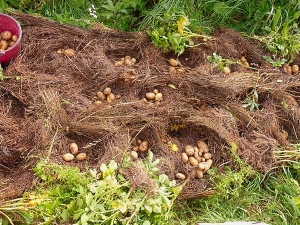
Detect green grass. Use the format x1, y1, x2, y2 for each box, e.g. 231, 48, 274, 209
173, 168, 300, 225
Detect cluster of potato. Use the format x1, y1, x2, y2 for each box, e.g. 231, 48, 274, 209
94, 87, 119, 106
57, 48, 76, 57
240, 56, 249, 68
168, 58, 184, 73
63, 143, 87, 162
143, 89, 163, 103
130, 139, 149, 160
114, 56, 136, 67
176, 140, 213, 180
283, 63, 299, 75
0, 30, 18, 51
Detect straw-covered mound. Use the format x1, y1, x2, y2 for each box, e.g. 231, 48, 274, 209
1, 12, 300, 200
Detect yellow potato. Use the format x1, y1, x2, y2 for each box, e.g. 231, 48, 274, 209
176, 172, 186, 180
76, 153, 87, 161
181, 152, 189, 163
185, 145, 194, 156
63, 153, 74, 162
69, 142, 79, 155
138, 140, 149, 152
188, 156, 198, 166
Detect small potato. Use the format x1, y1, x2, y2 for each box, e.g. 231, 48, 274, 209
136, 139, 142, 145
185, 145, 195, 156
203, 152, 212, 160
292, 65, 299, 74
240, 56, 247, 63
197, 140, 209, 153
97, 91, 106, 100
168, 66, 176, 73
203, 159, 213, 174
169, 58, 178, 67
0, 40, 8, 50
64, 48, 75, 57
130, 58, 136, 65
181, 152, 189, 163
76, 152, 87, 161
63, 153, 74, 162
130, 150, 138, 159
107, 92, 116, 103
11, 34, 18, 42
139, 140, 149, 152
196, 169, 204, 179
124, 56, 132, 66
176, 172, 186, 180
94, 100, 103, 106
154, 93, 163, 102
69, 143, 79, 155
1, 31, 12, 40
287, 66, 292, 75
103, 87, 112, 95
176, 68, 184, 73
114, 61, 123, 66
8, 41, 15, 47
188, 156, 198, 166
145, 92, 156, 100
153, 89, 159, 95
223, 66, 231, 75
198, 162, 207, 170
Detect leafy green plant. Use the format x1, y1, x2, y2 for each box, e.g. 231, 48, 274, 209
262, 55, 287, 67
242, 87, 260, 111
147, 12, 211, 55
207, 52, 235, 70
20, 152, 180, 224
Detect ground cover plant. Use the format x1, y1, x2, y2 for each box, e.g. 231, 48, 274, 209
0, 1, 300, 225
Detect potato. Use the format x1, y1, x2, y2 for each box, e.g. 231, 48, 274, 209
292, 65, 299, 74
197, 140, 209, 153
176, 172, 186, 180
136, 139, 142, 145
0, 40, 8, 50
185, 145, 194, 156
63, 153, 74, 162
223, 66, 231, 75
138, 140, 149, 152
103, 87, 111, 95
11, 34, 18, 42
94, 100, 103, 106
188, 156, 198, 166
124, 56, 132, 66
168, 66, 176, 73
181, 152, 189, 163
97, 91, 106, 100
107, 92, 116, 103
198, 162, 207, 170
64, 48, 75, 57
196, 169, 204, 179
169, 58, 178, 67
240, 56, 247, 63
8, 41, 15, 47
130, 58, 136, 65
69, 143, 79, 155
130, 150, 138, 159
76, 153, 87, 161
176, 68, 184, 73
287, 66, 292, 75
203, 152, 212, 160
145, 92, 155, 100
155, 93, 163, 102
203, 159, 213, 173
1, 31, 12, 41
153, 89, 159, 95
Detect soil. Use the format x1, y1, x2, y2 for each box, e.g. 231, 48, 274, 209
1, 12, 300, 200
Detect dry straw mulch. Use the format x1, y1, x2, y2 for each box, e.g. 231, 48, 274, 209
1, 12, 300, 199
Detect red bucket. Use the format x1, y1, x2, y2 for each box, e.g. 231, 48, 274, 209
0, 14, 22, 67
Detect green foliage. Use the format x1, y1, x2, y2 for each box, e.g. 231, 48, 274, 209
242, 88, 260, 111
207, 52, 235, 70
147, 12, 210, 55
263, 55, 287, 67
94, 0, 146, 31
21, 152, 179, 224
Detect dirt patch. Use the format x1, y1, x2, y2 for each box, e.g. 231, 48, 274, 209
0, 12, 300, 200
